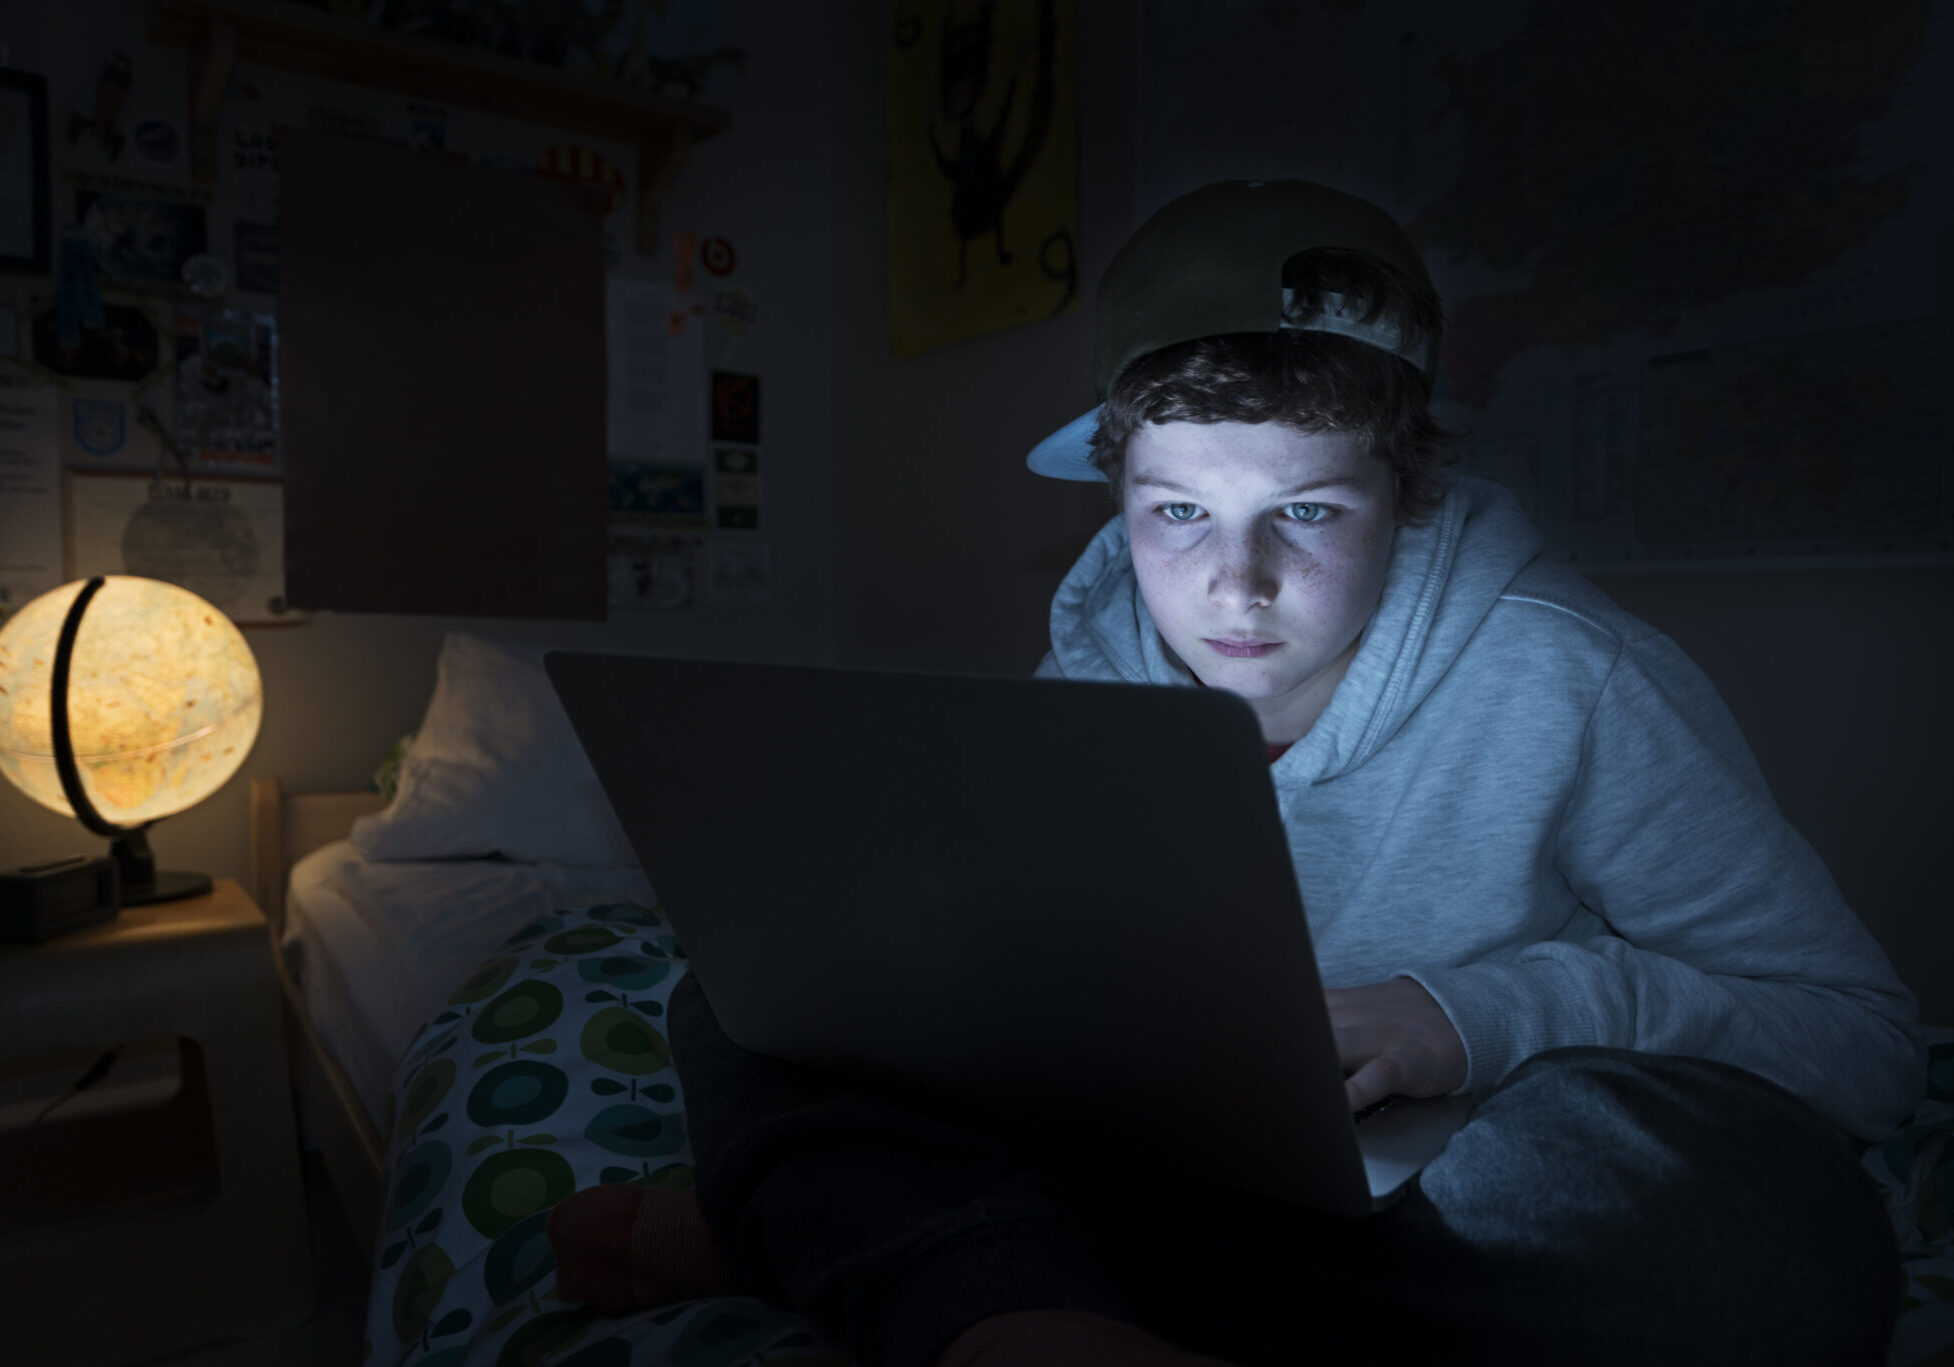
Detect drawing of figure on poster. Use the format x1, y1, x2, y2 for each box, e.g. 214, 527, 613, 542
886, 0, 1078, 358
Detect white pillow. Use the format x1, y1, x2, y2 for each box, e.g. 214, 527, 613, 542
350, 632, 637, 867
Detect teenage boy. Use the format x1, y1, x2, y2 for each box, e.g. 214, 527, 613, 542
551, 180, 1922, 1367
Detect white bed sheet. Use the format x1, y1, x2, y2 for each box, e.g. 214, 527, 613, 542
280, 839, 655, 1128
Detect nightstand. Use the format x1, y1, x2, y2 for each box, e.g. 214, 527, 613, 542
0, 878, 315, 1366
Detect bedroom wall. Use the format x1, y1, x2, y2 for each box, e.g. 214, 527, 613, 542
4, 3, 1947, 1025
0, 0, 856, 883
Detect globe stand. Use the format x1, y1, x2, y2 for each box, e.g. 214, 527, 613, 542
49, 577, 218, 913
110, 828, 214, 907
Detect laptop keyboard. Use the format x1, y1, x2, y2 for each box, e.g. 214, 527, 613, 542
1354, 1095, 1398, 1124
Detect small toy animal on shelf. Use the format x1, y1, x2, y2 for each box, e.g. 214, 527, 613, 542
69, 53, 133, 160
628, 45, 745, 99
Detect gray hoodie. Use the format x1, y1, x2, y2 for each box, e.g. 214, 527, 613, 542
1037, 474, 1924, 1140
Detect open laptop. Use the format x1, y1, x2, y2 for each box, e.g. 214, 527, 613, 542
545, 652, 1470, 1218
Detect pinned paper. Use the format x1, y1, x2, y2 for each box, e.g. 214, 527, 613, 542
605, 277, 706, 466
0, 384, 63, 621
608, 529, 703, 610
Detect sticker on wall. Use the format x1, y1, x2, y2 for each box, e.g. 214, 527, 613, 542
700, 235, 737, 276
181, 252, 227, 298
232, 120, 280, 221
306, 106, 385, 141
706, 539, 771, 606
710, 371, 759, 444
68, 53, 133, 160
606, 461, 707, 528
71, 397, 127, 458
233, 222, 279, 294
537, 144, 625, 214
713, 447, 759, 530
132, 117, 181, 166
712, 287, 757, 336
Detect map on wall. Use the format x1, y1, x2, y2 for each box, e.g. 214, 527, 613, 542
1138, 0, 1952, 569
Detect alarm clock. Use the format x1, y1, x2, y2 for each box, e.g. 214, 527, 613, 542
0, 856, 120, 942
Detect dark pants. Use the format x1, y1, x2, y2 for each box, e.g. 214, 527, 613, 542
668, 973, 1898, 1367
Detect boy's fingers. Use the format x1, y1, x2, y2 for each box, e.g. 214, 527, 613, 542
1343, 1054, 1399, 1113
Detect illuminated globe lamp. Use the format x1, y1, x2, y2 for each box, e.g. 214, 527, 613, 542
0, 575, 263, 905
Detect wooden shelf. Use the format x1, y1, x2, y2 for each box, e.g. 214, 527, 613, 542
148, 0, 732, 254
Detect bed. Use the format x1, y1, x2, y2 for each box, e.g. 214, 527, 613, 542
254, 631, 1954, 1367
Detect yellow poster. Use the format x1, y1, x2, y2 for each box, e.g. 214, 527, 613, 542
886, 0, 1078, 358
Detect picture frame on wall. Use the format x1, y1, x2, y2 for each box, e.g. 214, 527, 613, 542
0, 69, 52, 275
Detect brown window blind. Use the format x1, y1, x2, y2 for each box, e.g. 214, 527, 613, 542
278, 127, 606, 619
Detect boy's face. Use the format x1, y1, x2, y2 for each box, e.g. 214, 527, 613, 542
1122, 421, 1402, 743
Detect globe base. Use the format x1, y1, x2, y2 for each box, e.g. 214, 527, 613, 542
119, 868, 213, 906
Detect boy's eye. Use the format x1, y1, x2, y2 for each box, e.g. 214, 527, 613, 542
1160, 503, 1201, 523
1283, 502, 1332, 524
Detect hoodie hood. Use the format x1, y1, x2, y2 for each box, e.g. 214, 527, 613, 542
1042, 474, 1543, 783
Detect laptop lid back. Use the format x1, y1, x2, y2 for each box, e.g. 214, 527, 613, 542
546, 653, 1378, 1216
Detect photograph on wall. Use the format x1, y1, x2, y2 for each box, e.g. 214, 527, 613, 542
73, 177, 210, 289
31, 297, 160, 381
173, 307, 280, 470
0, 69, 52, 274
65, 470, 295, 624
886, 0, 1078, 358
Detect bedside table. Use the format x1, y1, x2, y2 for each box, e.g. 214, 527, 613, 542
0, 878, 315, 1366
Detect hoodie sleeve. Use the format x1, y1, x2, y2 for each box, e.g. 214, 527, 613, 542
1406, 630, 1925, 1141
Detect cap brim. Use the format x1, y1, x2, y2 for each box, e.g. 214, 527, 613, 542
1026, 406, 1106, 481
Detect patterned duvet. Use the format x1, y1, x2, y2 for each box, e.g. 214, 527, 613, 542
364, 898, 1954, 1367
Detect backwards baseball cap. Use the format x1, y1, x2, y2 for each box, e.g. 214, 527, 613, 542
1026, 179, 1439, 482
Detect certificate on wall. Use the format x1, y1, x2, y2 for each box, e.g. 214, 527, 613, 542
65, 471, 299, 625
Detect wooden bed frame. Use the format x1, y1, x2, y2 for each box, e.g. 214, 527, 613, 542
249, 777, 389, 1267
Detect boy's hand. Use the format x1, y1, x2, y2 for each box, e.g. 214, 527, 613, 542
1325, 977, 1467, 1113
